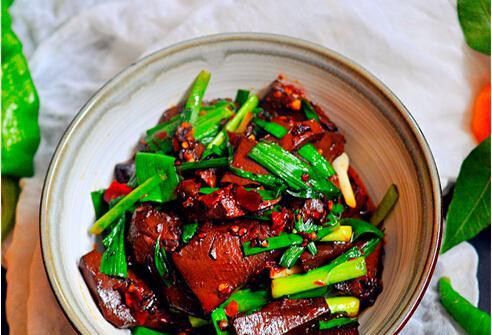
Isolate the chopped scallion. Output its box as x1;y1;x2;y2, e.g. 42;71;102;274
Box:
89;175;162;234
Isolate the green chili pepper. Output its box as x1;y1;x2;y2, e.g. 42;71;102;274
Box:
439;277;491;335
2;1;41;178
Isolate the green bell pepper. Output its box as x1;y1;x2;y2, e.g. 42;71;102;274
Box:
2;0;41;178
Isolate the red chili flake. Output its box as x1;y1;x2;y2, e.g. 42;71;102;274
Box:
218;320;229;331
218;283;230;293
230;225;240;234
311;210;322;220
181;141;189;149
317;148;324;155
313;280;325;286
224;300;239;317
154;130;168;140
327;200;334;211
309;232;317;240
260;240;269;248
273;90;282;98
290;99;301;110
238;228;247;236
103;180;133;203
198;232;207;239
301;173;310;182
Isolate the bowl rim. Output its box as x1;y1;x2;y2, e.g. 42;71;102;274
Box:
39;32;442;335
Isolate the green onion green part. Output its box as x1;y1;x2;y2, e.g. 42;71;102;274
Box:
132;326;170;335
229;166;284;189
182;70;211;125
235;89;250;106
135;152;179;203
288;286;330;300
220;289;269;314
242;233;304;256
302;99;320;122
319;318;358;330
177;157;229;171
90;174;162;234
297;143;336;178
279;245;305;268
340;218;384;241
182;223;198;243
90;189;108;219
253;119;289;138
211;308;229;335
207;95;259;149
370;184;399;226
100;216;127;278
154;237;173;287
248;141;339;197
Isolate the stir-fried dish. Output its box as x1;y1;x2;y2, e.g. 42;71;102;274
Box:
80;71;399;335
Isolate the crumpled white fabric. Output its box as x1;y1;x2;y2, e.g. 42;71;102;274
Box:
4;0;489;334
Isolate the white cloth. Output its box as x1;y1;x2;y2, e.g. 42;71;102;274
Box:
4;0;489;334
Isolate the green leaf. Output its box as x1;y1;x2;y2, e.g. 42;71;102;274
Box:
135;152;180;203
458;0;491;54
442;137;491;253
319;317;358;330
439;277;491;335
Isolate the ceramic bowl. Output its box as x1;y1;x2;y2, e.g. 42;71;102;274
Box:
40;33;442;335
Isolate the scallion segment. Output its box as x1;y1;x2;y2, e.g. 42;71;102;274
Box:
135;152;179;203
318;225;352;242
194;106;234;141
211;308;229;335
325;296;360;317
132;326;170;335
182;70;211;125
302;99;320;122
341;218;384;241
248;141;339;197
279;245;305;268
242;233;304;256
90;189;108;219
271;251;367;298
100;216;127;278
253;119;288;138
319;317;358;330
288;286;330;300
297;143;336;178
177;157;229;171
229;166;284;189
370;184;399;226
207;95;259;149
234;89;250;106
154;238;173;287
89;175;162;234
220;289;269;314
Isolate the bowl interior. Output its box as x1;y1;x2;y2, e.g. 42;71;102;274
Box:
41;34;441;335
